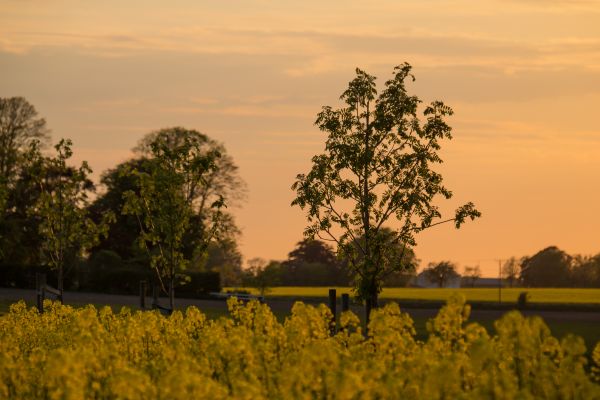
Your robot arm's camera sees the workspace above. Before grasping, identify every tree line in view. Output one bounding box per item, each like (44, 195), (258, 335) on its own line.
(2, 95), (598, 307)
(240, 244), (600, 293)
(502, 246), (600, 288)
(3, 64), (596, 319)
(0, 97), (246, 304)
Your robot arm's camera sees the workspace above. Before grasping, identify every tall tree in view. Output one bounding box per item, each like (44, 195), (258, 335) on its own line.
(122, 129), (224, 309)
(0, 97), (49, 182)
(350, 227), (419, 288)
(90, 128), (245, 288)
(134, 127), (246, 213)
(292, 64), (480, 320)
(571, 254), (600, 288)
(196, 237), (244, 286)
(244, 258), (281, 297)
(0, 178), (7, 258)
(502, 257), (520, 288)
(26, 139), (113, 300)
(281, 239), (349, 286)
(0, 97), (50, 262)
(462, 265), (481, 287)
(88, 159), (149, 261)
(520, 246), (572, 287)
(422, 261), (460, 288)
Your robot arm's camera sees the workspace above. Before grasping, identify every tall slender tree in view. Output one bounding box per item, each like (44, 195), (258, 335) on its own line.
(122, 129), (225, 309)
(0, 97), (49, 181)
(292, 64), (480, 321)
(0, 97), (50, 261)
(26, 139), (113, 300)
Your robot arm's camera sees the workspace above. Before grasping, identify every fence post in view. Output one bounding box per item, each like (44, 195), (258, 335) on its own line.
(328, 288), (337, 334)
(152, 283), (158, 308)
(36, 273), (46, 313)
(140, 280), (147, 310)
(342, 293), (349, 312)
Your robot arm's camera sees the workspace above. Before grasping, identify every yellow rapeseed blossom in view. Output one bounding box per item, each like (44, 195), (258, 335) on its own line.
(0, 295), (598, 399)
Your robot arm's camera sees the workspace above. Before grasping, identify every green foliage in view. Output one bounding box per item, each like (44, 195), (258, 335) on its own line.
(0, 96), (50, 181)
(244, 258), (281, 296)
(196, 239), (244, 286)
(25, 139), (113, 280)
(292, 63), (480, 305)
(122, 129), (225, 297)
(280, 239), (350, 286)
(0, 97), (50, 263)
(0, 296), (598, 398)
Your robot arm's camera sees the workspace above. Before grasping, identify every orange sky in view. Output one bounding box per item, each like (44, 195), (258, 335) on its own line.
(1, 1), (600, 276)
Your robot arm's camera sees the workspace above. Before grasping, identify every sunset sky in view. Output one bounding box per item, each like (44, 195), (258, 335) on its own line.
(1, 1), (599, 276)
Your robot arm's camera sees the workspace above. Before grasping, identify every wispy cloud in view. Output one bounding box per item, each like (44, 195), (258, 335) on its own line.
(2, 27), (599, 74)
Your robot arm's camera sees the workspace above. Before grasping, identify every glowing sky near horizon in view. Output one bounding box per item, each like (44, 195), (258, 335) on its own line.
(1, 0), (600, 276)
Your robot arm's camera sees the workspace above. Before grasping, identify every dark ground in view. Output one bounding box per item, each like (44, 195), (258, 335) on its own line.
(1, 287), (598, 350)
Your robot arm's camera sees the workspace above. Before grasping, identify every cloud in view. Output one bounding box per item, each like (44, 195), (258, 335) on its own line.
(2, 27), (598, 72)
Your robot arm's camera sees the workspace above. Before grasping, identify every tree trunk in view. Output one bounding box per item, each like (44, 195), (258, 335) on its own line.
(169, 276), (175, 310)
(58, 263), (64, 304)
(364, 291), (378, 335)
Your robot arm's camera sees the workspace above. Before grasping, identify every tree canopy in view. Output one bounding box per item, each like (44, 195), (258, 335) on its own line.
(23, 139), (113, 298)
(280, 239), (349, 286)
(0, 97), (50, 182)
(89, 128), (246, 290)
(422, 261), (460, 288)
(520, 246), (573, 287)
(292, 63), (480, 317)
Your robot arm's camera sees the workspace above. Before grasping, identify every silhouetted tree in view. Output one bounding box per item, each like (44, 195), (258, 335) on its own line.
(89, 128), (246, 290)
(280, 239), (348, 286)
(244, 258), (281, 296)
(122, 129), (224, 309)
(520, 246), (572, 287)
(0, 161), (46, 265)
(197, 238), (244, 286)
(502, 257), (520, 288)
(570, 254), (600, 288)
(422, 261), (460, 288)
(134, 127), (246, 212)
(0, 97), (50, 263)
(349, 228), (419, 288)
(0, 97), (50, 181)
(462, 265), (481, 287)
(89, 159), (148, 261)
(292, 63), (480, 320)
(25, 139), (113, 299)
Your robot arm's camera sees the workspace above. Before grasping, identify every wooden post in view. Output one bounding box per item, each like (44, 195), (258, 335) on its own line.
(342, 293), (349, 312)
(328, 288), (336, 334)
(169, 279), (174, 311)
(36, 273), (45, 313)
(140, 280), (147, 310)
(152, 283), (158, 308)
(58, 264), (64, 304)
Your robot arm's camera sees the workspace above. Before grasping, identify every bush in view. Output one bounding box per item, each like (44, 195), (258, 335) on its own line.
(176, 271), (221, 298)
(518, 291), (530, 309)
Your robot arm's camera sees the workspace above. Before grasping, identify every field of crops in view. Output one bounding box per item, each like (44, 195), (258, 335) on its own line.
(231, 287), (600, 304)
(1, 296), (599, 399)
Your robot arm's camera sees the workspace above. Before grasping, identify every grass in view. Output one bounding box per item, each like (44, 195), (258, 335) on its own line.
(227, 287), (600, 305)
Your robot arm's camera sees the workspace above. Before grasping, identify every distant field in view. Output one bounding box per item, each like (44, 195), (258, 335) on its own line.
(227, 287), (600, 304)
